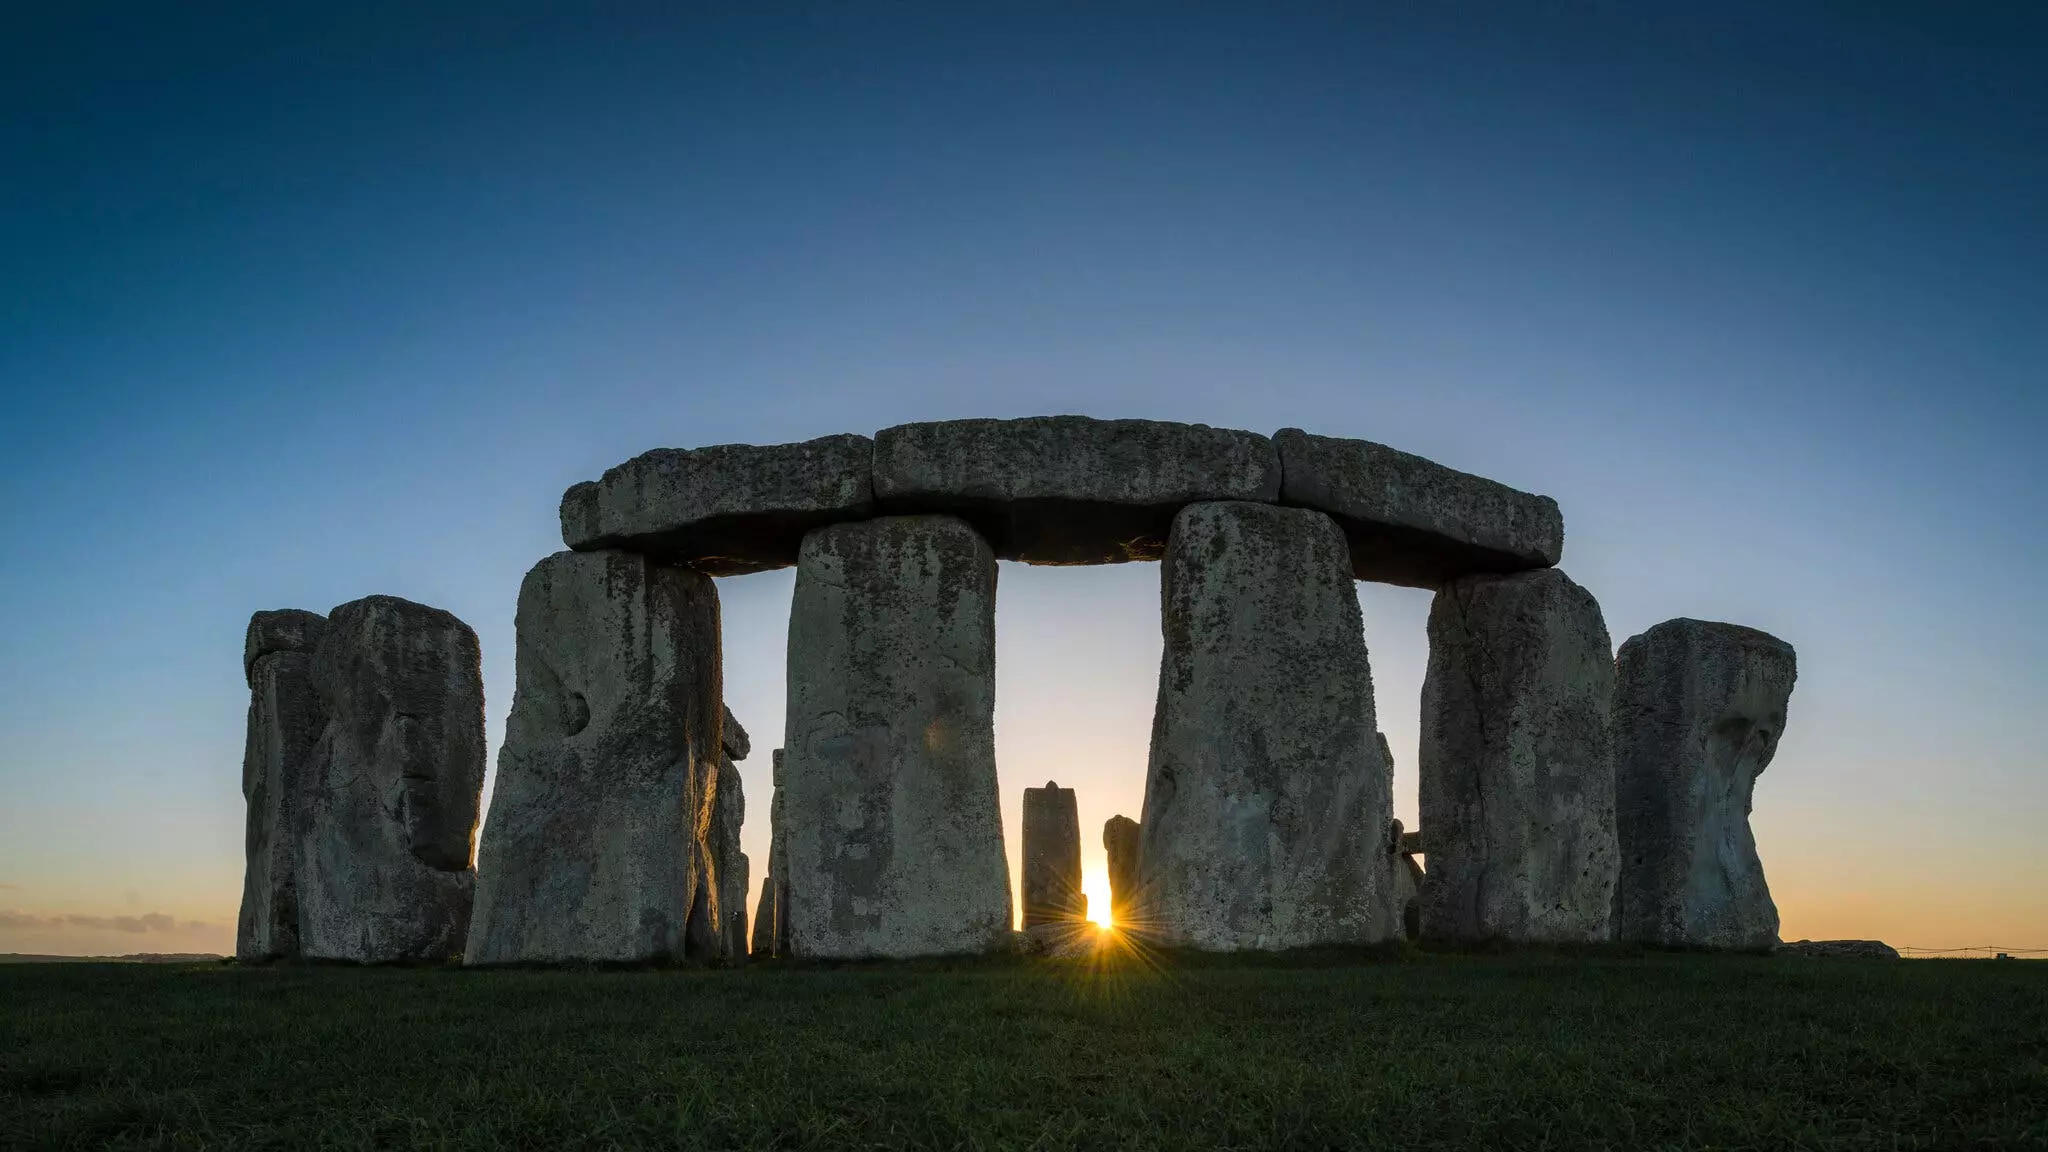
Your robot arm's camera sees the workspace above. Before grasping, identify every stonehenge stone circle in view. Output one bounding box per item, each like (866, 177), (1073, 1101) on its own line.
(561, 434), (876, 575)
(1022, 781), (1085, 928)
(466, 551), (723, 964)
(1139, 501), (1398, 950)
(236, 609), (329, 961)
(1613, 618), (1797, 950)
(1275, 428), (1563, 588)
(1102, 815), (1142, 929)
(872, 417), (1281, 564)
(782, 515), (1013, 958)
(1419, 568), (1618, 942)
(297, 596), (485, 963)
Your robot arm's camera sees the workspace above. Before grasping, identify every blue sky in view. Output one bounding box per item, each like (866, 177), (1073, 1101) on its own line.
(1, 2), (2042, 954)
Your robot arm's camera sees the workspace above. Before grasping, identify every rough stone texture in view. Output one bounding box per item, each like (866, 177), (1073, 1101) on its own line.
(1778, 939), (1899, 959)
(1022, 782), (1085, 928)
(465, 552), (722, 964)
(561, 434), (875, 576)
(298, 596), (486, 962)
(236, 611), (330, 961)
(750, 876), (776, 956)
(708, 752), (749, 962)
(1387, 819), (1423, 943)
(1102, 815), (1142, 930)
(765, 747), (790, 957)
(1419, 568), (1618, 943)
(1613, 618), (1796, 950)
(872, 416), (1281, 565)
(1274, 428), (1564, 588)
(783, 515), (1013, 958)
(723, 850), (750, 959)
(1398, 829), (1425, 855)
(1138, 501), (1398, 950)
(722, 705), (751, 761)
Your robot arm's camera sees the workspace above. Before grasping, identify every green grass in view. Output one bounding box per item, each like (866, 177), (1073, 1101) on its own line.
(2, 947), (2043, 1150)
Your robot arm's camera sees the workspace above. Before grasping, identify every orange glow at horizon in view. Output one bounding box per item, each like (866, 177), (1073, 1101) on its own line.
(1082, 866), (1113, 928)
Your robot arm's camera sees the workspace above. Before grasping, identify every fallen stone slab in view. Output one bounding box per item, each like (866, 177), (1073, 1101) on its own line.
(1274, 428), (1563, 588)
(1419, 568), (1618, 942)
(560, 434), (876, 576)
(1778, 939), (1899, 959)
(782, 515), (1013, 958)
(872, 416), (1280, 564)
(236, 611), (330, 961)
(1139, 501), (1399, 950)
(1613, 618), (1796, 950)
(466, 552), (723, 964)
(1022, 782), (1085, 928)
(299, 595), (486, 962)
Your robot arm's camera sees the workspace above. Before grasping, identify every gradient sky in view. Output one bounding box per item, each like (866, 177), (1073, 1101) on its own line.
(2, 3), (2042, 956)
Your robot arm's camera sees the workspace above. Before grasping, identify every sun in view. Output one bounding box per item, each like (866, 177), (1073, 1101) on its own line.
(1081, 866), (1114, 929)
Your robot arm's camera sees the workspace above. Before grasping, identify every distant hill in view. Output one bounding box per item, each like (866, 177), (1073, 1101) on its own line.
(0, 953), (223, 964)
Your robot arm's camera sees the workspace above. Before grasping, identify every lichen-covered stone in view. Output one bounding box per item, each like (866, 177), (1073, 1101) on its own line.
(236, 611), (329, 961)
(1274, 428), (1563, 588)
(782, 516), (1013, 958)
(873, 416), (1280, 564)
(1419, 568), (1618, 942)
(1139, 501), (1398, 950)
(1102, 815), (1142, 931)
(298, 596), (485, 962)
(562, 434), (875, 576)
(709, 752), (749, 961)
(1022, 782), (1085, 928)
(1613, 618), (1796, 950)
(466, 551), (722, 965)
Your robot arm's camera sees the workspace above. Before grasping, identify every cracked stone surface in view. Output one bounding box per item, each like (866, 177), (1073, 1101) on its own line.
(782, 515), (1013, 958)
(1139, 501), (1398, 950)
(873, 416), (1280, 564)
(561, 434), (875, 576)
(1022, 782), (1085, 928)
(1275, 428), (1563, 588)
(236, 610), (329, 961)
(1419, 568), (1618, 942)
(299, 596), (485, 962)
(1613, 618), (1795, 950)
(466, 552), (722, 964)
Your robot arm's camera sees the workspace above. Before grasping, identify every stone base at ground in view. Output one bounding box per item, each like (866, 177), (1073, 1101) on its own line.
(1778, 939), (1899, 959)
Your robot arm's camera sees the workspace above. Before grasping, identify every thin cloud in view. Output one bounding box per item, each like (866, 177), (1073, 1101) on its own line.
(1, 908), (219, 934)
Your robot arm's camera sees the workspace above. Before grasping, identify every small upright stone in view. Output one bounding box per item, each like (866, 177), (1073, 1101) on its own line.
(465, 553), (722, 964)
(1612, 618), (1796, 950)
(708, 713), (750, 961)
(1022, 782), (1085, 928)
(1139, 501), (1398, 950)
(236, 609), (329, 961)
(1419, 568), (1618, 942)
(299, 596), (487, 962)
(783, 516), (1013, 958)
(1102, 815), (1142, 930)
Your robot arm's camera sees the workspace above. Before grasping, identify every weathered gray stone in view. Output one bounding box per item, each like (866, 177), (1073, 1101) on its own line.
(1398, 829), (1425, 855)
(707, 751), (748, 962)
(783, 515), (1013, 958)
(722, 705), (751, 761)
(1778, 939), (1898, 959)
(765, 747), (790, 957)
(1138, 501), (1398, 950)
(236, 611), (329, 961)
(1022, 782), (1085, 928)
(1419, 568), (1618, 942)
(1613, 618), (1796, 950)
(466, 552), (722, 964)
(872, 416), (1280, 565)
(1102, 815), (1142, 931)
(1274, 428), (1563, 588)
(1387, 819), (1423, 943)
(298, 596), (485, 962)
(750, 876), (776, 956)
(562, 434), (876, 576)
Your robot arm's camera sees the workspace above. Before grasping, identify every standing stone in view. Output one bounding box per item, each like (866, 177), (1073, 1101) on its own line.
(236, 609), (329, 961)
(1139, 501), (1397, 950)
(1613, 619), (1796, 950)
(1419, 568), (1618, 942)
(708, 707), (751, 961)
(467, 552), (722, 965)
(750, 876), (777, 956)
(783, 515), (1013, 958)
(1102, 815), (1142, 931)
(1022, 782), (1085, 928)
(299, 596), (486, 962)
(768, 747), (790, 956)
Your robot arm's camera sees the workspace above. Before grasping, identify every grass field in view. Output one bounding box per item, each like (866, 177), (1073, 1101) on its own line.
(2, 945), (2043, 1150)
